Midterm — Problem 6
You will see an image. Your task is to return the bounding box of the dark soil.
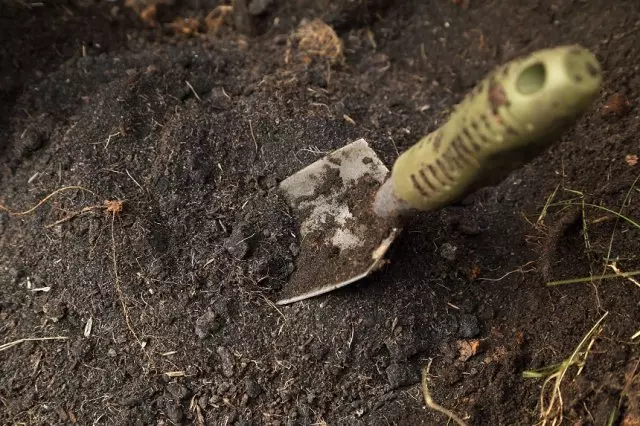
[1,1,639,425]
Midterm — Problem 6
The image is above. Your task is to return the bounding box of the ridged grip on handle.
[375,45,602,217]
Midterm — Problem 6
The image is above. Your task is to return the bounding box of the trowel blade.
[277,139,400,305]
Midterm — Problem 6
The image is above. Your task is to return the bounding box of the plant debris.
[287,19,344,64]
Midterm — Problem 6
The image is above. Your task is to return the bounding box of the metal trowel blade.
[277,139,400,305]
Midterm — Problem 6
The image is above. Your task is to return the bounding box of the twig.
[608,262,640,288]
[547,270,640,286]
[0,336,68,353]
[537,184,560,226]
[45,204,105,228]
[421,359,467,426]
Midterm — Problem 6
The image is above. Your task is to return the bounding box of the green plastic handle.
[374,45,602,217]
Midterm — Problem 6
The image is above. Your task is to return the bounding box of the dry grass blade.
[0,336,68,352]
[523,312,608,425]
[421,359,467,426]
[600,174,640,275]
[546,270,640,286]
[549,199,640,231]
[537,184,560,226]
[608,262,640,288]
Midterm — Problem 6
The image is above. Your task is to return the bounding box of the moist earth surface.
[1,1,639,425]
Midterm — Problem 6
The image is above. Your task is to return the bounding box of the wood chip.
[84,317,93,338]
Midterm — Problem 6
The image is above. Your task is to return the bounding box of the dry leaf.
[457,339,480,361]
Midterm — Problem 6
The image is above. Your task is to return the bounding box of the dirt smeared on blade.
[280,174,398,302]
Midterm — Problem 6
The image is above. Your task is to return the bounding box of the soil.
[1,1,639,425]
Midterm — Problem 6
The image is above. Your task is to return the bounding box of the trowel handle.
[374,45,602,218]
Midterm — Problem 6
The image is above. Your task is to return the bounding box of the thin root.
[45,204,105,228]
[0,336,68,352]
[109,208,151,367]
[608,262,640,288]
[421,359,467,426]
[0,186,97,216]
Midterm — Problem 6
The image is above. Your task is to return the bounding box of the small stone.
[107,348,117,357]
[458,314,480,338]
[439,243,457,261]
[195,311,221,339]
[385,362,419,389]
[289,243,300,257]
[217,346,235,377]
[245,376,261,398]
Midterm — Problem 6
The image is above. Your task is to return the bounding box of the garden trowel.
[277,45,602,305]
